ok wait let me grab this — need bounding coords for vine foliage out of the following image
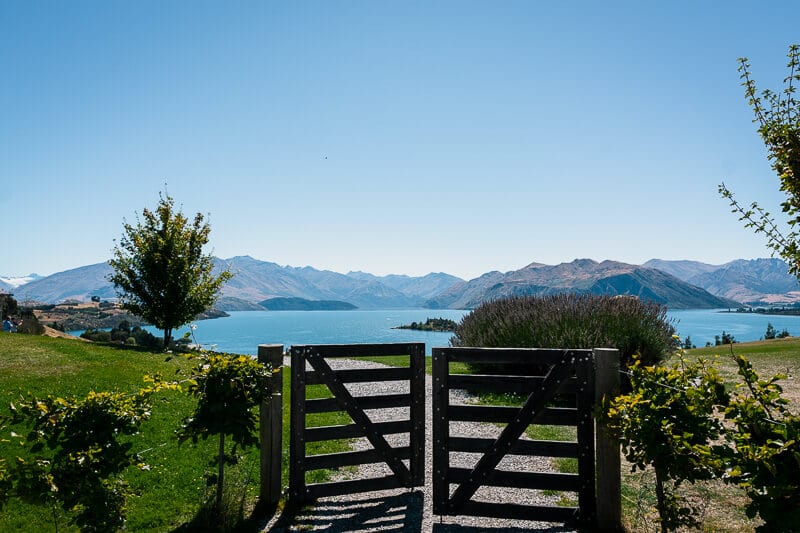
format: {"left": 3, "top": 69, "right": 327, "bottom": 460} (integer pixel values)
{"left": 2, "top": 378, "right": 175, "bottom": 532}
{"left": 720, "top": 44, "right": 800, "bottom": 276}
{"left": 723, "top": 354, "right": 800, "bottom": 532}
{"left": 606, "top": 349, "right": 728, "bottom": 532}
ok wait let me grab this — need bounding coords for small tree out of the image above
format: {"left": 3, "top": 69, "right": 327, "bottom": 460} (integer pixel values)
{"left": 177, "top": 352, "right": 274, "bottom": 514}
{"left": 109, "top": 192, "right": 232, "bottom": 348}
{"left": 765, "top": 322, "right": 777, "bottom": 339}
{"left": 720, "top": 45, "right": 800, "bottom": 276}
{"left": 721, "top": 330, "right": 737, "bottom": 345}
{"left": 606, "top": 352, "right": 728, "bottom": 532}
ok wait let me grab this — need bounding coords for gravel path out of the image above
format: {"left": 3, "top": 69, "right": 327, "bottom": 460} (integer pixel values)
{"left": 264, "top": 358, "right": 577, "bottom": 532}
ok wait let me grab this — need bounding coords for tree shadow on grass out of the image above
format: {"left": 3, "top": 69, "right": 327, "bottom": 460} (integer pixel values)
{"left": 172, "top": 489, "right": 281, "bottom": 533}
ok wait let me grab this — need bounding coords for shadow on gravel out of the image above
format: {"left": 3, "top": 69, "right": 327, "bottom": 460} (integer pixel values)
{"left": 432, "top": 525, "right": 574, "bottom": 533}
{"left": 269, "top": 490, "right": 423, "bottom": 532}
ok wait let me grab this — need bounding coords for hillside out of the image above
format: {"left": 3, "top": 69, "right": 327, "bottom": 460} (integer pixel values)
{"left": 216, "top": 255, "right": 450, "bottom": 308}
{"left": 18, "top": 255, "right": 800, "bottom": 312}
{"left": 34, "top": 301, "right": 146, "bottom": 331}
{"left": 258, "top": 297, "right": 357, "bottom": 311}
{"left": 346, "top": 271, "right": 463, "bottom": 300}
{"left": 642, "top": 259, "right": 721, "bottom": 281}
{"left": 425, "top": 259, "right": 738, "bottom": 309}
{"left": 12, "top": 256, "right": 465, "bottom": 310}
{"left": 14, "top": 262, "right": 116, "bottom": 303}
{"left": 646, "top": 258, "right": 800, "bottom": 304}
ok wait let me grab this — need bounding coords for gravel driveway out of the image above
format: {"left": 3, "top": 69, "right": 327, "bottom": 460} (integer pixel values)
{"left": 263, "top": 358, "right": 578, "bottom": 532}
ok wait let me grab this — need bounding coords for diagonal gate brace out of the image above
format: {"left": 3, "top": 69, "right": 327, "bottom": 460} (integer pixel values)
{"left": 449, "top": 352, "right": 577, "bottom": 510}
{"left": 307, "top": 353, "right": 413, "bottom": 486}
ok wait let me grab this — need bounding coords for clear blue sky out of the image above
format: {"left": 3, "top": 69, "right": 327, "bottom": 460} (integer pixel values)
{"left": 3, "top": 1, "right": 799, "bottom": 280}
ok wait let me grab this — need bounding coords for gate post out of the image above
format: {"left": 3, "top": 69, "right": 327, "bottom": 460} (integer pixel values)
{"left": 258, "top": 344, "right": 284, "bottom": 507}
{"left": 594, "top": 348, "right": 622, "bottom": 531}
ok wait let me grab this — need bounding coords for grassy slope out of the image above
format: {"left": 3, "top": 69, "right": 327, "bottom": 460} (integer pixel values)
{"left": 0, "top": 333, "right": 350, "bottom": 532}
{"left": 689, "top": 337, "right": 800, "bottom": 401}
{"left": 619, "top": 338, "right": 800, "bottom": 532}
{"left": 0, "top": 334, "right": 294, "bottom": 531}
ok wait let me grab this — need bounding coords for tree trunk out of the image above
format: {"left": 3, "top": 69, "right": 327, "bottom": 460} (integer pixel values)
{"left": 216, "top": 432, "right": 225, "bottom": 512}
{"left": 163, "top": 327, "right": 172, "bottom": 349}
{"left": 655, "top": 468, "right": 668, "bottom": 533}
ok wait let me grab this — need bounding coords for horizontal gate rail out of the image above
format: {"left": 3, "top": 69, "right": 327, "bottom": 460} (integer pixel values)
{"left": 432, "top": 347, "right": 596, "bottom": 527}
{"left": 448, "top": 373, "right": 578, "bottom": 394}
{"left": 289, "top": 342, "right": 425, "bottom": 503}
{"left": 448, "top": 436, "right": 578, "bottom": 457}
{"left": 447, "top": 405, "right": 579, "bottom": 425}
{"left": 305, "top": 420, "right": 412, "bottom": 442}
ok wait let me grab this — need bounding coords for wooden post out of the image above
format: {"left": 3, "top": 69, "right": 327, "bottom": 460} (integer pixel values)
{"left": 431, "top": 347, "right": 449, "bottom": 516}
{"left": 409, "top": 343, "right": 426, "bottom": 487}
{"left": 258, "top": 344, "right": 284, "bottom": 507}
{"left": 594, "top": 348, "right": 622, "bottom": 531}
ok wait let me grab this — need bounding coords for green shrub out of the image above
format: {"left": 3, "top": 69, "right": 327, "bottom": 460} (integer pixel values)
{"left": 722, "top": 355, "right": 800, "bottom": 532}
{"left": 80, "top": 322, "right": 160, "bottom": 349}
{"left": 16, "top": 309, "right": 44, "bottom": 335}
{"left": 451, "top": 294, "right": 677, "bottom": 373}
{"left": 81, "top": 329, "right": 112, "bottom": 343}
{"left": 606, "top": 353, "right": 728, "bottom": 531}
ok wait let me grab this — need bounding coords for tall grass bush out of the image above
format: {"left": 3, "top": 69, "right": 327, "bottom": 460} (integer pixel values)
{"left": 451, "top": 294, "right": 677, "bottom": 374}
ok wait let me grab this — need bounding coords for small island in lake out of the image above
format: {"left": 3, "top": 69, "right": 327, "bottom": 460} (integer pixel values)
{"left": 258, "top": 297, "right": 357, "bottom": 311}
{"left": 394, "top": 317, "right": 458, "bottom": 332}
{"left": 727, "top": 306, "right": 800, "bottom": 316}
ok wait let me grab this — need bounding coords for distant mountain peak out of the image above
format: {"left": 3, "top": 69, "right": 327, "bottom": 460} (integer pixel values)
{"left": 521, "top": 262, "right": 547, "bottom": 270}
{"left": 426, "top": 258, "right": 736, "bottom": 310}
{"left": 644, "top": 258, "right": 800, "bottom": 305}
{"left": 0, "top": 273, "right": 42, "bottom": 288}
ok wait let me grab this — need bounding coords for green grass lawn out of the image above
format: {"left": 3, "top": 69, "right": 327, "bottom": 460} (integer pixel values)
{"left": 0, "top": 333, "right": 349, "bottom": 532}
{"left": 0, "top": 334, "right": 251, "bottom": 531}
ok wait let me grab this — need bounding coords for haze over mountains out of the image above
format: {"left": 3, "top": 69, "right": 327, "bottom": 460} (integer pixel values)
{"left": 4, "top": 256, "right": 798, "bottom": 310}
{"left": 0, "top": 274, "right": 42, "bottom": 292}
{"left": 642, "top": 258, "right": 800, "bottom": 305}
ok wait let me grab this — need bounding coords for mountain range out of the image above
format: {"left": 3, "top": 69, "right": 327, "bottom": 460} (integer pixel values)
{"left": 424, "top": 259, "right": 737, "bottom": 309}
{"left": 4, "top": 255, "right": 798, "bottom": 310}
{"left": 643, "top": 258, "right": 800, "bottom": 305}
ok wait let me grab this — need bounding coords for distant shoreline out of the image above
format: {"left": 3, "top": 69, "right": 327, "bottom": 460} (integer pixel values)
{"left": 721, "top": 307, "right": 800, "bottom": 316}
{"left": 393, "top": 317, "right": 458, "bottom": 332}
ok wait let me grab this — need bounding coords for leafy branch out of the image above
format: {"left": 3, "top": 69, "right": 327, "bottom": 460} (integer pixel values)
{"left": 721, "top": 45, "right": 800, "bottom": 277}
{"left": 2, "top": 378, "right": 177, "bottom": 532}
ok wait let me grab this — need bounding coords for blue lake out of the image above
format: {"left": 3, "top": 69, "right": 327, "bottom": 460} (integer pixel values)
{"left": 122, "top": 308, "right": 800, "bottom": 355}
{"left": 145, "top": 310, "right": 471, "bottom": 355}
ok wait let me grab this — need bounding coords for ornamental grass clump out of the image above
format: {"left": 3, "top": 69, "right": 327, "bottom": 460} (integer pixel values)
{"left": 451, "top": 293, "right": 677, "bottom": 374}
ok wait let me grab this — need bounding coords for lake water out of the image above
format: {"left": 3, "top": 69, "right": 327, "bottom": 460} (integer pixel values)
{"left": 145, "top": 310, "right": 471, "bottom": 355}
{"left": 121, "top": 308, "right": 800, "bottom": 355}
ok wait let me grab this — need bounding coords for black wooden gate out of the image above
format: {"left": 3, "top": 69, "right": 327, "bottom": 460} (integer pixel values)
{"left": 432, "top": 347, "right": 596, "bottom": 526}
{"left": 289, "top": 343, "right": 425, "bottom": 502}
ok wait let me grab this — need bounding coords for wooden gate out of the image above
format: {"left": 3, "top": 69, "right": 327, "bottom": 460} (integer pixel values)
{"left": 289, "top": 343, "right": 425, "bottom": 502}
{"left": 432, "top": 347, "right": 596, "bottom": 526}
